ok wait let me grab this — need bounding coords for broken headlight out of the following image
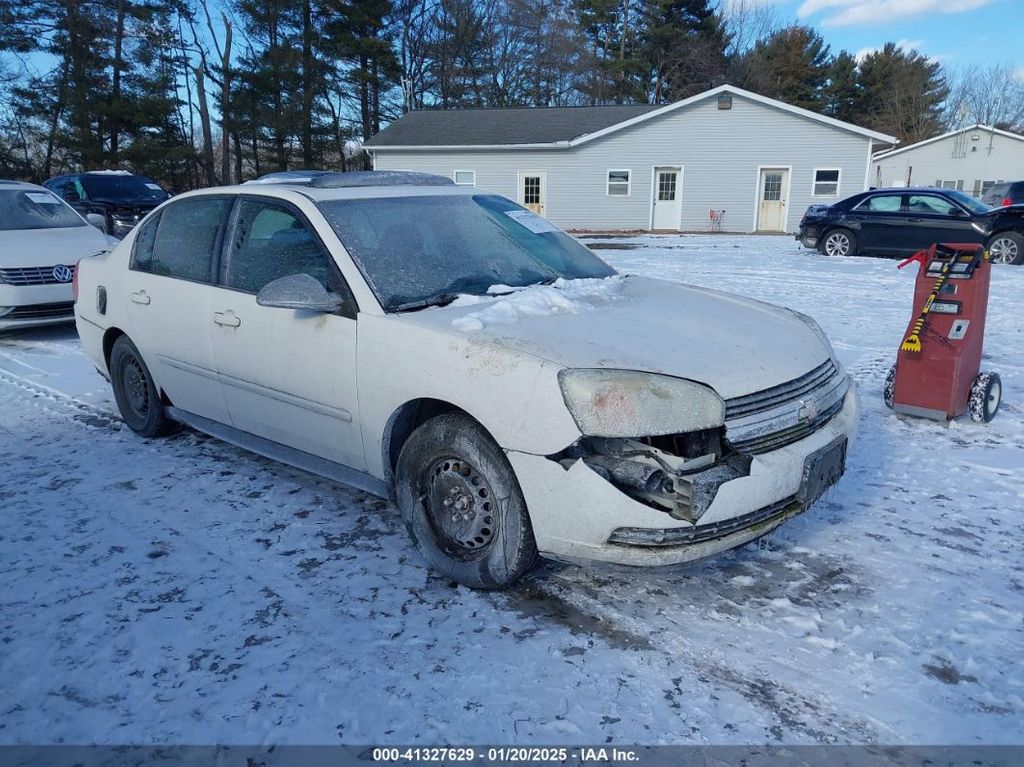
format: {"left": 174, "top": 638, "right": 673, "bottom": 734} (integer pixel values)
{"left": 557, "top": 369, "right": 725, "bottom": 438}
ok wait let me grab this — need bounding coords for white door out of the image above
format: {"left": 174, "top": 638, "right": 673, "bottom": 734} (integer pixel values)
{"left": 125, "top": 195, "right": 232, "bottom": 424}
{"left": 757, "top": 168, "right": 789, "bottom": 231}
{"left": 519, "top": 171, "right": 546, "bottom": 215}
{"left": 207, "top": 198, "right": 366, "bottom": 470}
{"left": 652, "top": 167, "right": 683, "bottom": 230}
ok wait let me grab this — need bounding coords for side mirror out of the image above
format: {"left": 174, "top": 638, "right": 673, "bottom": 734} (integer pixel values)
{"left": 257, "top": 273, "right": 344, "bottom": 313}
{"left": 63, "top": 189, "right": 82, "bottom": 203}
{"left": 951, "top": 208, "right": 967, "bottom": 218}
{"left": 85, "top": 213, "right": 106, "bottom": 230}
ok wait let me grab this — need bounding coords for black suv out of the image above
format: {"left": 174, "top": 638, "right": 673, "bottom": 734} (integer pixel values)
{"left": 797, "top": 187, "right": 989, "bottom": 258}
{"left": 43, "top": 171, "right": 170, "bottom": 238}
{"left": 980, "top": 181, "right": 1024, "bottom": 208}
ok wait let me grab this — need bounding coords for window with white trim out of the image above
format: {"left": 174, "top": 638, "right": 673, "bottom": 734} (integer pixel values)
{"left": 607, "top": 169, "right": 631, "bottom": 196}
{"left": 812, "top": 169, "right": 840, "bottom": 197}
{"left": 453, "top": 170, "right": 476, "bottom": 186}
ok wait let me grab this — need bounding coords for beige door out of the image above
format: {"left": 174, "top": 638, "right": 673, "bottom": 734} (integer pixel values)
{"left": 757, "top": 168, "right": 789, "bottom": 231}
{"left": 519, "top": 171, "right": 546, "bottom": 215}
{"left": 652, "top": 167, "right": 683, "bottom": 230}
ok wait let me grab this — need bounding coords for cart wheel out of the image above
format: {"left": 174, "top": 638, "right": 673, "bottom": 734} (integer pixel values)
{"left": 968, "top": 372, "right": 1001, "bottom": 423}
{"left": 883, "top": 364, "right": 896, "bottom": 409}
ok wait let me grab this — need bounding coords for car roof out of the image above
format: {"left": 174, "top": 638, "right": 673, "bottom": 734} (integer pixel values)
{"left": 180, "top": 171, "right": 477, "bottom": 203}
{"left": 0, "top": 179, "right": 46, "bottom": 190}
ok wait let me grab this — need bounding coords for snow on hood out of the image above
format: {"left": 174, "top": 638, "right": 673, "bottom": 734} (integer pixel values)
{"left": 405, "top": 275, "right": 832, "bottom": 400}
{"left": 450, "top": 276, "right": 626, "bottom": 332}
{"left": 1, "top": 225, "right": 113, "bottom": 268}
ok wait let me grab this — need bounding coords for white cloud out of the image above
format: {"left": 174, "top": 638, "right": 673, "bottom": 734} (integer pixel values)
{"left": 854, "top": 38, "right": 924, "bottom": 63}
{"left": 797, "top": 0, "right": 993, "bottom": 28}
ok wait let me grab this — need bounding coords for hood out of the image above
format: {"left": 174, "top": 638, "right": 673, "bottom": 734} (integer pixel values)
{"left": 1, "top": 225, "right": 114, "bottom": 269}
{"left": 402, "top": 276, "right": 831, "bottom": 401}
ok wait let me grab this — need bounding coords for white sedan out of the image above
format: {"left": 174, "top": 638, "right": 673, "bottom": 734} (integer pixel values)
{"left": 1, "top": 180, "right": 116, "bottom": 331}
{"left": 74, "top": 172, "right": 858, "bottom": 589}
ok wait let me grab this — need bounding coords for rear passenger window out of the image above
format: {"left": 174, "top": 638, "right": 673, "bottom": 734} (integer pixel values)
{"left": 131, "top": 213, "right": 161, "bottom": 271}
{"left": 149, "top": 197, "right": 229, "bottom": 282}
{"left": 858, "top": 195, "right": 903, "bottom": 213}
{"left": 223, "top": 199, "right": 329, "bottom": 293}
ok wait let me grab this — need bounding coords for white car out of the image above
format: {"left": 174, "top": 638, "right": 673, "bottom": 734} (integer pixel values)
{"left": 75, "top": 172, "right": 858, "bottom": 588}
{"left": 1, "top": 180, "right": 116, "bottom": 331}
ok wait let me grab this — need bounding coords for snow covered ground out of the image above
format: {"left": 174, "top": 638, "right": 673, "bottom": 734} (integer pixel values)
{"left": 1, "top": 234, "right": 1022, "bottom": 746}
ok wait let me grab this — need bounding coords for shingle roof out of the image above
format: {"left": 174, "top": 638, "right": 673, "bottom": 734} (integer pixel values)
{"left": 364, "top": 104, "right": 662, "bottom": 147}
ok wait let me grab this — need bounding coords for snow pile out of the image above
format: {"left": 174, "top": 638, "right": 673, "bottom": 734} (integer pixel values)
{"left": 451, "top": 276, "right": 625, "bottom": 332}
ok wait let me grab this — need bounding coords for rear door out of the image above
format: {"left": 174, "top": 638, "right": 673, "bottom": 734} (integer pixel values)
{"left": 125, "top": 195, "right": 232, "bottom": 423}
{"left": 207, "top": 196, "right": 365, "bottom": 470}
{"left": 849, "top": 193, "right": 908, "bottom": 253}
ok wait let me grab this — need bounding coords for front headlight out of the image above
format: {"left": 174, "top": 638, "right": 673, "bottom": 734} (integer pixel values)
{"left": 558, "top": 369, "right": 725, "bottom": 438}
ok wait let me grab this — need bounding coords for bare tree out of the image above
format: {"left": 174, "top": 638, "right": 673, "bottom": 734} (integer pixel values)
{"left": 944, "top": 63, "right": 1024, "bottom": 132}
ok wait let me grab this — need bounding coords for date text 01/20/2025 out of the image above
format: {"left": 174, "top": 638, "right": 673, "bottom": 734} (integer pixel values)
{"left": 372, "top": 747, "right": 640, "bottom": 762}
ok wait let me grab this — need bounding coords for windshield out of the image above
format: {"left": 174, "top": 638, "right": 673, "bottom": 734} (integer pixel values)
{"left": 317, "top": 194, "right": 616, "bottom": 311}
{"left": 0, "top": 189, "right": 86, "bottom": 231}
{"left": 80, "top": 174, "right": 169, "bottom": 201}
{"left": 945, "top": 189, "right": 989, "bottom": 215}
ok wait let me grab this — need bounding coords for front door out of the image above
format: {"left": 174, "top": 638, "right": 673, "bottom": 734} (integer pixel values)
{"left": 757, "top": 168, "right": 789, "bottom": 231}
{"left": 905, "top": 193, "right": 982, "bottom": 251}
{"left": 652, "top": 167, "right": 682, "bottom": 230}
{"left": 519, "top": 171, "right": 546, "bottom": 215}
{"left": 207, "top": 197, "right": 366, "bottom": 470}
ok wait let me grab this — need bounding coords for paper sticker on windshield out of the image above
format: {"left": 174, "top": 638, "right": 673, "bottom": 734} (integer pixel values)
{"left": 145, "top": 183, "right": 163, "bottom": 191}
{"left": 505, "top": 209, "right": 558, "bottom": 234}
{"left": 25, "top": 192, "right": 61, "bottom": 204}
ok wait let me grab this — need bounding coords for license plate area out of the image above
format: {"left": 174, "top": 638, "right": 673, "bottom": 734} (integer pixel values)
{"left": 798, "top": 435, "right": 847, "bottom": 506}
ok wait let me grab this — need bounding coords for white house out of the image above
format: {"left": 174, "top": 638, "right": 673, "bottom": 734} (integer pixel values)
{"left": 871, "top": 124, "right": 1024, "bottom": 197}
{"left": 366, "top": 84, "right": 897, "bottom": 234}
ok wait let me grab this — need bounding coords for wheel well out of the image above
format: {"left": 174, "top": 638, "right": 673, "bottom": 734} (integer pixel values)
{"left": 101, "top": 327, "right": 172, "bottom": 406}
{"left": 382, "top": 398, "right": 472, "bottom": 495}
{"left": 102, "top": 327, "right": 125, "bottom": 369}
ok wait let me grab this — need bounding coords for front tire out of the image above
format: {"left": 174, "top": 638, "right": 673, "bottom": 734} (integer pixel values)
{"left": 109, "top": 335, "right": 173, "bottom": 437}
{"left": 395, "top": 413, "right": 539, "bottom": 589}
{"left": 986, "top": 232, "right": 1024, "bottom": 265}
{"left": 884, "top": 364, "right": 896, "bottom": 409}
{"left": 821, "top": 228, "right": 857, "bottom": 257}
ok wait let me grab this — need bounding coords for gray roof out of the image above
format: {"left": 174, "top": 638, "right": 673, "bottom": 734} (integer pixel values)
{"left": 364, "top": 104, "right": 661, "bottom": 148}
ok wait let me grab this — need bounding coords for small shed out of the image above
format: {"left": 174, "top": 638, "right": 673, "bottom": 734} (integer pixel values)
{"left": 366, "top": 85, "right": 896, "bottom": 234}
{"left": 872, "top": 124, "right": 1024, "bottom": 198}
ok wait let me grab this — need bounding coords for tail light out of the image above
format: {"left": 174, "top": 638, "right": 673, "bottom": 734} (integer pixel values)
{"left": 72, "top": 260, "right": 81, "bottom": 303}
{"left": 1002, "top": 198, "right": 1012, "bottom": 207}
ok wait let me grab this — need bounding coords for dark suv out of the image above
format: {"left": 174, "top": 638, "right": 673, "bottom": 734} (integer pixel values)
{"left": 43, "top": 171, "right": 170, "bottom": 238}
{"left": 980, "top": 181, "right": 1024, "bottom": 208}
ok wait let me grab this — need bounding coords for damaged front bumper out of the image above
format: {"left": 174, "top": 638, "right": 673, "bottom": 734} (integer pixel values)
{"left": 509, "top": 386, "right": 859, "bottom": 568}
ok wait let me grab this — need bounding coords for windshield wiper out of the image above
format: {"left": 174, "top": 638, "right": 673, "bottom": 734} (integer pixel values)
{"left": 391, "top": 293, "right": 462, "bottom": 313}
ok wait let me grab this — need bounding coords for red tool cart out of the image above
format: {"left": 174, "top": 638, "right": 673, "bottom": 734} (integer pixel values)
{"left": 884, "top": 243, "right": 1002, "bottom": 423}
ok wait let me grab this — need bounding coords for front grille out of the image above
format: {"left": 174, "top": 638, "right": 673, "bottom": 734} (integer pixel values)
{"left": 725, "top": 359, "right": 848, "bottom": 455}
{"left": 0, "top": 264, "right": 76, "bottom": 286}
{"left": 3, "top": 302, "right": 75, "bottom": 320}
{"left": 608, "top": 496, "right": 800, "bottom": 547}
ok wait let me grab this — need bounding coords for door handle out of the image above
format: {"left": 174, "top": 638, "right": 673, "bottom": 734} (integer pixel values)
{"left": 130, "top": 290, "right": 151, "bottom": 305}
{"left": 213, "top": 311, "right": 241, "bottom": 328}
{"left": 908, "top": 217, "right": 924, "bottom": 222}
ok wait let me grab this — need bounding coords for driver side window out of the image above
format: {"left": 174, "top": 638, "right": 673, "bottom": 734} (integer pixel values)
{"left": 223, "top": 199, "right": 355, "bottom": 313}
{"left": 908, "top": 194, "right": 956, "bottom": 216}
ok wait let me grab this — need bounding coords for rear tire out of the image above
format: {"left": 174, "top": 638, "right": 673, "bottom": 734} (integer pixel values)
{"left": 968, "top": 372, "right": 1001, "bottom": 423}
{"left": 822, "top": 228, "right": 857, "bottom": 257}
{"left": 395, "top": 412, "right": 539, "bottom": 589}
{"left": 109, "top": 335, "right": 173, "bottom": 437}
{"left": 986, "top": 232, "right": 1024, "bottom": 265}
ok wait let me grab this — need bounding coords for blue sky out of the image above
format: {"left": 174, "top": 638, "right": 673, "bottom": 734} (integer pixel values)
{"left": 738, "top": 0, "right": 1023, "bottom": 68}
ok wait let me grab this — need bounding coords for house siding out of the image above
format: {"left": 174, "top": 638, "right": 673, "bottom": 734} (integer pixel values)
{"left": 372, "top": 93, "right": 874, "bottom": 233}
{"left": 872, "top": 128, "right": 1024, "bottom": 196}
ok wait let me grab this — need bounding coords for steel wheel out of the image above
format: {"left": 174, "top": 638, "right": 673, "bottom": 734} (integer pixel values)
{"left": 988, "top": 235, "right": 1020, "bottom": 265}
{"left": 422, "top": 455, "right": 497, "bottom": 562}
{"left": 122, "top": 356, "right": 151, "bottom": 420}
{"left": 823, "top": 230, "right": 853, "bottom": 257}
{"left": 109, "top": 334, "right": 173, "bottom": 438}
